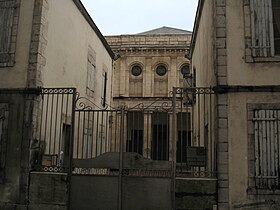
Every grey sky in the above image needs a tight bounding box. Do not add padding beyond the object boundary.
[80,0,198,35]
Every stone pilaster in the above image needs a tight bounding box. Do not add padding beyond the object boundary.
[27,0,49,88]
[215,0,229,209]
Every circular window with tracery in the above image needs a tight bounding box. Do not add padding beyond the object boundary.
[181,64,190,75]
[156,65,167,76]
[131,65,142,76]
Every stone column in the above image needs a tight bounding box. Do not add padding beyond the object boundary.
[143,112,152,159]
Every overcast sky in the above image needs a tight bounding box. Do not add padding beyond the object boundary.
[80,0,198,35]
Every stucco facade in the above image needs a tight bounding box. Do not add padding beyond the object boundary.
[191,0,280,209]
[0,0,113,105]
[0,0,113,208]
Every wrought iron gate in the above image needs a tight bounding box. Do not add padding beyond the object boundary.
[32,87,216,209]
[70,95,175,210]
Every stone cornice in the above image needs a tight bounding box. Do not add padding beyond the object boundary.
[113,47,188,56]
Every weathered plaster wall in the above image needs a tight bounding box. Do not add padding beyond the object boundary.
[191,0,216,88]
[0,0,34,88]
[228,92,280,208]
[42,0,113,107]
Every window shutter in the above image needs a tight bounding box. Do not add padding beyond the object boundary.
[250,0,275,57]
[87,60,94,92]
[101,71,107,106]
[0,0,15,61]
[253,109,279,189]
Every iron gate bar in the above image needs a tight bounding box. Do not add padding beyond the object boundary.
[118,108,125,210]
[172,87,177,210]
[35,88,76,172]
[69,87,216,209]
[68,88,77,210]
[173,87,216,178]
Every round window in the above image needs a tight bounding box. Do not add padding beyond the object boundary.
[181,64,190,75]
[131,65,142,76]
[156,65,167,76]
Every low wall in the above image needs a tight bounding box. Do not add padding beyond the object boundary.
[28,172,68,210]
[175,178,217,210]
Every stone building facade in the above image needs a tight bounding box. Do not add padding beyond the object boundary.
[0,0,113,209]
[190,0,280,209]
[105,27,192,161]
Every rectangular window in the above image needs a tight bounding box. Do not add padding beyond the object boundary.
[250,0,280,57]
[0,0,15,63]
[101,71,107,107]
[253,109,280,190]
[151,112,169,161]
[86,59,95,97]
[126,112,144,155]
[177,112,191,163]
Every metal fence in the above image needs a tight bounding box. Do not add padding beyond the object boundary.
[73,96,175,161]
[33,88,76,172]
[34,87,216,178]
[173,87,216,178]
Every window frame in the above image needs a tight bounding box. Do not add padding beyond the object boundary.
[131,65,142,77]
[180,63,190,76]
[244,0,280,62]
[155,64,168,76]
[247,103,280,194]
[0,0,19,67]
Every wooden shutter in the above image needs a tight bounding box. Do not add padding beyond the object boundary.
[0,0,15,54]
[250,0,275,57]
[253,109,279,189]
[87,60,95,95]
[101,71,107,106]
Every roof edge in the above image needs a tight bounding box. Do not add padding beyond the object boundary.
[72,0,115,59]
[188,0,205,59]
[136,26,192,35]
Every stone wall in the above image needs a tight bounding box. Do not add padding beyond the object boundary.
[0,89,40,209]
[175,178,217,210]
[28,172,68,210]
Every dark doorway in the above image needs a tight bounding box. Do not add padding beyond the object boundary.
[61,123,71,166]
[151,112,169,160]
[127,130,143,154]
[126,112,144,155]
[177,130,191,162]
[176,112,191,163]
